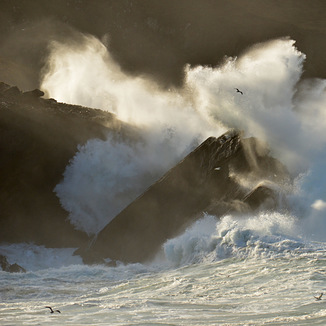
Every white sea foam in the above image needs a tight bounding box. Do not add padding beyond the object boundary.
[0,243,83,271]
[163,212,304,267]
[2,243,326,325]
[40,34,326,238]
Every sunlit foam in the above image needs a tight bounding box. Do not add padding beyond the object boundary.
[163,212,302,267]
[40,34,326,236]
[41,34,213,132]
[312,199,326,211]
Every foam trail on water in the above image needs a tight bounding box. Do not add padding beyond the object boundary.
[41,34,326,237]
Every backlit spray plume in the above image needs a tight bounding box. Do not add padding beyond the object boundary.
[41,35,326,237]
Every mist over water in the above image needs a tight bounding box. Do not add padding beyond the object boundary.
[40,33,326,238]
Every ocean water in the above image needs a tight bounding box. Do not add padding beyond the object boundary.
[1,213,326,325]
[2,31,326,325]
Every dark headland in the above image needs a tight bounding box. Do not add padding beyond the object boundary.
[0,82,290,268]
[0,82,131,249]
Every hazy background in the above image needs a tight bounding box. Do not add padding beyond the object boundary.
[0,0,326,91]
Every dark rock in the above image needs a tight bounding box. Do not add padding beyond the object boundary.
[0,254,11,271]
[0,82,11,94]
[3,86,21,98]
[79,130,289,264]
[0,83,128,248]
[244,184,279,211]
[0,255,26,273]
[8,263,26,273]
[22,88,45,99]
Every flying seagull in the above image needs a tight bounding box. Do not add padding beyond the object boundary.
[235,88,243,95]
[314,293,323,301]
[45,306,61,313]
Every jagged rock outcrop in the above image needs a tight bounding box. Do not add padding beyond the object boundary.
[79,130,289,264]
[0,255,26,273]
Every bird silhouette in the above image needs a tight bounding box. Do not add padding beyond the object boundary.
[235,88,243,95]
[314,293,323,301]
[45,306,61,313]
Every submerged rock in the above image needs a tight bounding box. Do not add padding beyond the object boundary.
[0,255,26,273]
[79,130,289,264]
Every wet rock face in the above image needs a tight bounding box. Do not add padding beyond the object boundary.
[81,131,289,264]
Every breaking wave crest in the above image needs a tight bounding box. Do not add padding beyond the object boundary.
[163,212,307,267]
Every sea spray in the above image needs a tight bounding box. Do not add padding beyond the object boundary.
[41,33,220,235]
[54,134,200,235]
[41,34,326,238]
[185,38,307,172]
